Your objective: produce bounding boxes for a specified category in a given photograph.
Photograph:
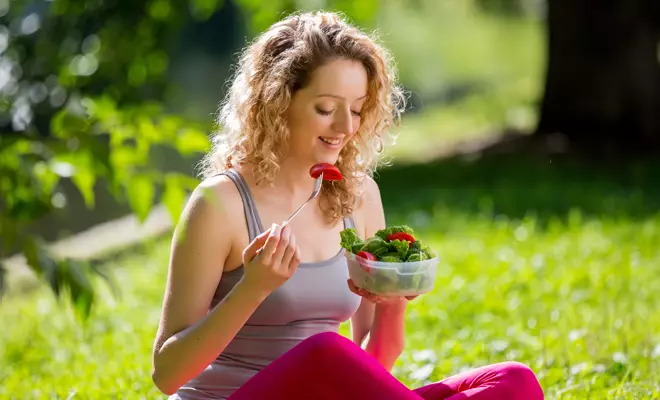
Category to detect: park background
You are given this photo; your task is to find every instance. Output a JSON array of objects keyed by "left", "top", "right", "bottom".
[{"left": 2, "top": 0, "right": 660, "bottom": 398}]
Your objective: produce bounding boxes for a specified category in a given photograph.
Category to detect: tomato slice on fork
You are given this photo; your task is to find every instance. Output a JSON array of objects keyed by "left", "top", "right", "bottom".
[{"left": 309, "top": 163, "right": 343, "bottom": 181}]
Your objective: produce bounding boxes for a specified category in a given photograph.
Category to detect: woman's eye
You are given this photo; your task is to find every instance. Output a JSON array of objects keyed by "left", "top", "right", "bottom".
[
  {"left": 351, "top": 110, "right": 362, "bottom": 117},
  {"left": 316, "top": 108, "right": 332, "bottom": 116}
]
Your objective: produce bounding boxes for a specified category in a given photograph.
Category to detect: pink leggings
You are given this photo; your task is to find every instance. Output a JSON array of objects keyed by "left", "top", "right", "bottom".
[{"left": 228, "top": 332, "right": 544, "bottom": 400}]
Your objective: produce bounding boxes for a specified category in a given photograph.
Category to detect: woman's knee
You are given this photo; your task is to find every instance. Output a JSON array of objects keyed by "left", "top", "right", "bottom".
[
  {"left": 497, "top": 361, "right": 544, "bottom": 400},
  {"left": 298, "top": 331, "right": 354, "bottom": 357}
]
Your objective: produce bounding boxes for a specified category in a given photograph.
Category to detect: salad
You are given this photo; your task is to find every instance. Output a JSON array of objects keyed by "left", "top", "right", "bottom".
[
  {"left": 339, "top": 225, "right": 437, "bottom": 296},
  {"left": 339, "top": 225, "right": 436, "bottom": 262}
]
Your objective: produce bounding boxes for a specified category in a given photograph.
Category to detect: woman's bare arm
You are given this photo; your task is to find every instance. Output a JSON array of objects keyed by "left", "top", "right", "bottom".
[
  {"left": 350, "top": 176, "right": 407, "bottom": 371},
  {"left": 151, "top": 177, "right": 272, "bottom": 395}
]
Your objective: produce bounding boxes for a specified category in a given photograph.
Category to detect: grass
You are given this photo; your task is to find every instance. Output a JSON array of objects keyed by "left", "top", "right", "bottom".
[
  {"left": 378, "top": 155, "right": 660, "bottom": 399},
  {"left": 2, "top": 153, "right": 660, "bottom": 399}
]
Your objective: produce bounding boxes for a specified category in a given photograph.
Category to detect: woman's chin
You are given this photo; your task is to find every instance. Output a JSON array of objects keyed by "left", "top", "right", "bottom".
[{"left": 313, "top": 155, "right": 339, "bottom": 165}]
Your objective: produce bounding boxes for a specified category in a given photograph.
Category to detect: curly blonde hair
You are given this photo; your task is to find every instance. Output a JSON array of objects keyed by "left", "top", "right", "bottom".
[{"left": 199, "top": 10, "right": 406, "bottom": 223}]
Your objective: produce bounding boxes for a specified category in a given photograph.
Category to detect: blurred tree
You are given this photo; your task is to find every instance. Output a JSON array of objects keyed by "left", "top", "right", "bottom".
[
  {"left": 535, "top": 0, "right": 660, "bottom": 156},
  {"left": 0, "top": 0, "right": 219, "bottom": 319}
]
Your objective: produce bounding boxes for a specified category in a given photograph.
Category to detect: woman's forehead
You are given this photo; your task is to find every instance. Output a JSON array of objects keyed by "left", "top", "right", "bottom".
[{"left": 304, "top": 59, "right": 368, "bottom": 101}]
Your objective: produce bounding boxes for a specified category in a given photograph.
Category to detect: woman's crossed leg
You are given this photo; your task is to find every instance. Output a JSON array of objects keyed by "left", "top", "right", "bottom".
[{"left": 228, "top": 332, "right": 544, "bottom": 400}]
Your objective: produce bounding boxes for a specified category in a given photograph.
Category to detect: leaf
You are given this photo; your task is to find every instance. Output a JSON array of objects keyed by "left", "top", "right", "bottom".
[
  {"left": 162, "top": 173, "right": 187, "bottom": 226},
  {"left": 90, "top": 263, "right": 120, "bottom": 300},
  {"left": 173, "top": 172, "right": 201, "bottom": 191},
  {"left": 61, "top": 259, "right": 95, "bottom": 321},
  {"left": 82, "top": 95, "right": 118, "bottom": 124},
  {"left": 137, "top": 116, "right": 160, "bottom": 142},
  {"left": 135, "top": 134, "right": 152, "bottom": 161},
  {"left": 126, "top": 173, "right": 155, "bottom": 222},
  {"left": 51, "top": 109, "right": 90, "bottom": 139},
  {"left": 23, "top": 237, "right": 60, "bottom": 295},
  {"left": 110, "top": 147, "right": 140, "bottom": 172},
  {"left": 52, "top": 153, "right": 97, "bottom": 208},
  {"left": 175, "top": 128, "right": 210, "bottom": 155},
  {"left": 33, "top": 161, "right": 60, "bottom": 195},
  {"left": 72, "top": 168, "right": 97, "bottom": 209},
  {"left": 0, "top": 215, "right": 19, "bottom": 253}
]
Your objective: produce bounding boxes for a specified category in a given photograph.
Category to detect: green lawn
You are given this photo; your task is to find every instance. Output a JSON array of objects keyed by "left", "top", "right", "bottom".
[{"left": 2, "top": 154, "right": 659, "bottom": 399}]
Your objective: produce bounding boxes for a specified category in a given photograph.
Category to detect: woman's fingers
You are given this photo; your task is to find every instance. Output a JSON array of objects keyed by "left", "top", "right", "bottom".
[
  {"left": 270, "top": 224, "right": 291, "bottom": 266},
  {"left": 259, "top": 224, "right": 282, "bottom": 264},
  {"left": 288, "top": 246, "right": 301, "bottom": 272},
  {"left": 281, "top": 231, "right": 297, "bottom": 269},
  {"left": 347, "top": 279, "right": 416, "bottom": 304}
]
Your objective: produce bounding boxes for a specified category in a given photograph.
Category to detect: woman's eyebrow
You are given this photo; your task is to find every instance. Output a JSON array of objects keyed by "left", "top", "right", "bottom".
[{"left": 316, "top": 94, "right": 368, "bottom": 100}]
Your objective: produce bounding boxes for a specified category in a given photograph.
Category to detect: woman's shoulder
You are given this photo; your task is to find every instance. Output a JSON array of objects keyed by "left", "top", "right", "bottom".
[
  {"left": 351, "top": 173, "right": 383, "bottom": 236},
  {"left": 177, "top": 172, "right": 245, "bottom": 235},
  {"left": 354, "top": 173, "right": 382, "bottom": 209}
]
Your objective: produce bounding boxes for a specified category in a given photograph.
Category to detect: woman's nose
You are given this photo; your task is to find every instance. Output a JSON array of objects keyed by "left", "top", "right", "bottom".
[{"left": 332, "top": 109, "right": 354, "bottom": 134}]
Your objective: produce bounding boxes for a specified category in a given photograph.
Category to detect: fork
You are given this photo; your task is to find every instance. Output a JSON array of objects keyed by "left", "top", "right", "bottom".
[
  {"left": 253, "top": 173, "right": 323, "bottom": 259},
  {"left": 282, "top": 172, "right": 323, "bottom": 227}
]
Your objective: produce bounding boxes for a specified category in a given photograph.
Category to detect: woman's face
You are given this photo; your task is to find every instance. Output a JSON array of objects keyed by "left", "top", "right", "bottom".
[{"left": 285, "top": 58, "right": 368, "bottom": 166}]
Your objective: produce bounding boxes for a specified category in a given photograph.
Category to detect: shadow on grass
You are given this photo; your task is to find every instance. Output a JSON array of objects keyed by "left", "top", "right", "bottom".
[{"left": 375, "top": 152, "right": 660, "bottom": 228}]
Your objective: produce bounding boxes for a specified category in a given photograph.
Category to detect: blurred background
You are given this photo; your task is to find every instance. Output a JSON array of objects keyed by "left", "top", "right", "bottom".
[{"left": 1, "top": 0, "right": 659, "bottom": 399}]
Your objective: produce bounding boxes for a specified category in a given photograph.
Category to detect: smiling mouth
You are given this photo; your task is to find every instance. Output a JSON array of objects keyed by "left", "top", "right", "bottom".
[{"left": 319, "top": 137, "right": 342, "bottom": 145}]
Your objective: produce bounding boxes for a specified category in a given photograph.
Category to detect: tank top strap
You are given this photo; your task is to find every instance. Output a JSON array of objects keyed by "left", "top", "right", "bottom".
[
  {"left": 213, "top": 169, "right": 264, "bottom": 242},
  {"left": 342, "top": 215, "right": 356, "bottom": 230},
  {"left": 342, "top": 191, "right": 360, "bottom": 231},
  {"left": 213, "top": 169, "right": 356, "bottom": 240}
]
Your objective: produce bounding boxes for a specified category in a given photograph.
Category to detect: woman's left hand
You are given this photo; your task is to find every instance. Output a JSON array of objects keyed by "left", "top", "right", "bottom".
[{"left": 347, "top": 279, "right": 418, "bottom": 304}]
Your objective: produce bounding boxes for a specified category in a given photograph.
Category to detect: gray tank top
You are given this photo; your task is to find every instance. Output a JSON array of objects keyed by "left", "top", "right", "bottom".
[{"left": 170, "top": 169, "right": 362, "bottom": 400}]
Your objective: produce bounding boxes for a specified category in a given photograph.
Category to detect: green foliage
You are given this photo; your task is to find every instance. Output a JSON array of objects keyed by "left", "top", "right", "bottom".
[
  {"left": 0, "top": 0, "right": 221, "bottom": 317},
  {"left": 0, "top": 95, "right": 207, "bottom": 316}
]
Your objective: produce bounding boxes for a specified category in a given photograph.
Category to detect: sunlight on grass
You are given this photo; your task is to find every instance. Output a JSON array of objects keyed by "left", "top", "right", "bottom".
[
  {"left": 0, "top": 241, "right": 168, "bottom": 399},
  {"left": 388, "top": 213, "right": 660, "bottom": 400}
]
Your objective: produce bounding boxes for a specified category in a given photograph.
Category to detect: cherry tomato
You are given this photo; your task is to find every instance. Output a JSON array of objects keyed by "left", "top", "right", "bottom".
[
  {"left": 356, "top": 250, "right": 377, "bottom": 273},
  {"left": 386, "top": 232, "right": 415, "bottom": 246},
  {"left": 357, "top": 250, "right": 377, "bottom": 261},
  {"left": 309, "top": 163, "right": 343, "bottom": 181}
]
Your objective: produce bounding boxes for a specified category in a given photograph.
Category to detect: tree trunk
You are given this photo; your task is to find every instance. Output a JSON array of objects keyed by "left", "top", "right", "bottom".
[{"left": 536, "top": 0, "right": 660, "bottom": 156}]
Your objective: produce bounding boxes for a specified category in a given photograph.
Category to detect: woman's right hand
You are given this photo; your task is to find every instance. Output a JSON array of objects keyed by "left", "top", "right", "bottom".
[{"left": 241, "top": 223, "right": 301, "bottom": 295}]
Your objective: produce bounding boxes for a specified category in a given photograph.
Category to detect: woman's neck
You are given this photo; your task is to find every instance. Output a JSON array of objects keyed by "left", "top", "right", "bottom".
[
  {"left": 240, "top": 157, "right": 319, "bottom": 200},
  {"left": 272, "top": 157, "right": 318, "bottom": 196}
]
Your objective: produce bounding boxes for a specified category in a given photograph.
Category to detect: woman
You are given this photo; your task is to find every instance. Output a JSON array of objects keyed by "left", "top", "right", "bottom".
[{"left": 152, "top": 10, "right": 544, "bottom": 400}]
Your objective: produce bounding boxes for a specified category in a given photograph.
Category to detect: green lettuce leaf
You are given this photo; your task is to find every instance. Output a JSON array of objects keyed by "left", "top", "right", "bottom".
[
  {"left": 341, "top": 225, "right": 435, "bottom": 263},
  {"left": 360, "top": 237, "right": 389, "bottom": 257},
  {"left": 380, "top": 255, "right": 403, "bottom": 262},
  {"left": 340, "top": 228, "right": 363, "bottom": 253},
  {"left": 351, "top": 243, "right": 365, "bottom": 254},
  {"left": 374, "top": 225, "right": 415, "bottom": 241},
  {"left": 388, "top": 239, "right": 411, "bottom": 259},
  {"left": 421, "top": 242, "right": 436, "bottom": 259}
]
